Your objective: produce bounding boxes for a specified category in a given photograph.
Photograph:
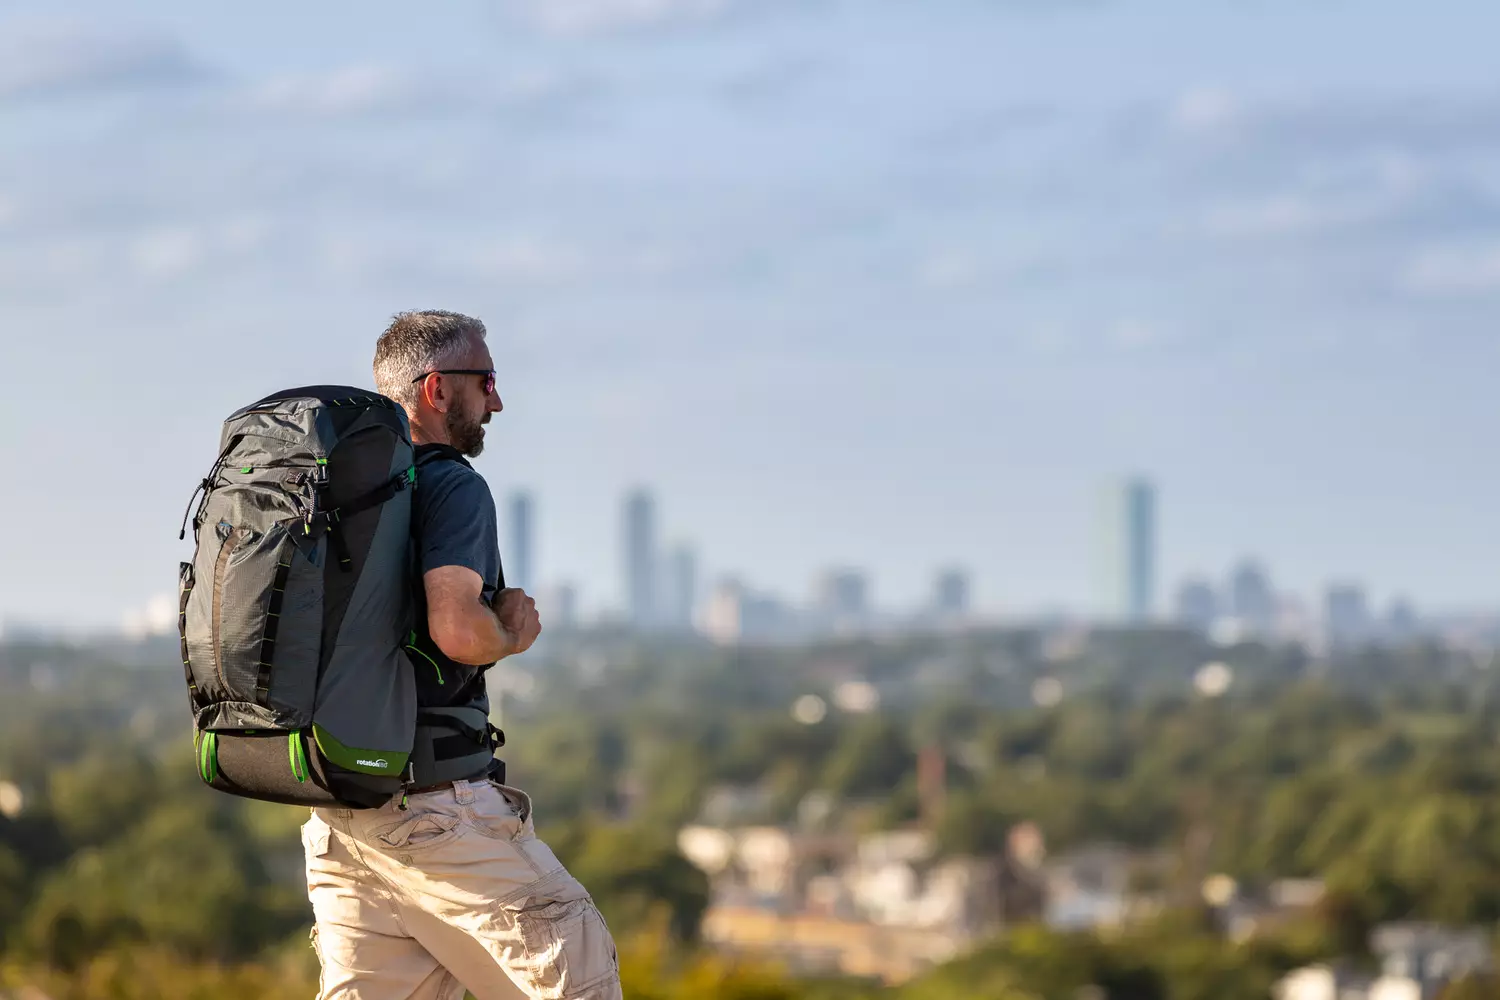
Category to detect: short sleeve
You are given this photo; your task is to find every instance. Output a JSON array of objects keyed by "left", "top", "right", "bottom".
[{"left": 415, "top": 466, "right": 502, "bottom": 601}]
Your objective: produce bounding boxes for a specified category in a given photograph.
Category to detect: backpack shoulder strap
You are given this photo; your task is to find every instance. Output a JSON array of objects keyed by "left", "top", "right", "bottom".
[{"left": 414, "top": 443, "right": 473, "bottom": 470}]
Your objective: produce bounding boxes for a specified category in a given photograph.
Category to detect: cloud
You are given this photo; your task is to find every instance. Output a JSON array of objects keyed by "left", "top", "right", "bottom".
[
  {"left": 240, "top": 66, "right": 439, "bottom": 118},
  {"left": 1171, "top": 86, "right": 1238, "bottom": 132},
  {"left": 718, "top": 53, "right": 827, "bottom": 106},
  {"left": 500, "top": 0, "right": 734, "bottom": 34},
  {"left": 452, "top": 238, "right": 588, "bottom": 285},
  {"left": 910, "top": 102, "right": 1059, "bottom": 153},
  {"left": 495, "top": 0, "right": 816, "bottom": 35},
  {"left": 918, "top": 251, "right": 984, "bottom": 290},
  {"left": 0, "top": 18, "right": 209, "bottom": 102},
  {"left": 128, "top": 226, "right": 202, "bottom": 278},
  {"left": 1159, "top": 86, "right": 1500, "bottom": 155},
  {"left": 1105, "top": 319, "right": 1172, "bottom": 351},
  {"left": 0, "top": 213, "right": 279, "bottom": 290},
  {"left": 233, "top": 65, "right": 593, "bottom": 122},
  {"left": 1200, "top": 194, "right": 1383, "bottom": 239},
  {"left": 1399, "top": 243, "right": 1500, "bottom": 296}
]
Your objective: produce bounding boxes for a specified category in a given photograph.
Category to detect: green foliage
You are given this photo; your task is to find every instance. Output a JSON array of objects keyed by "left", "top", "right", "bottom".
[
  {"left": 548, "top": 820, "right": 711, "bottom": 944},
  {"left": 4, "top": 629, "right": 1500, "bottom": 997}
]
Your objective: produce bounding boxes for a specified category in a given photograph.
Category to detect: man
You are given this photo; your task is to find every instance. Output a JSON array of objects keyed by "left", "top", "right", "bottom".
[{"left": 300, "top": 310, "right": 622, "bottom": 1000}]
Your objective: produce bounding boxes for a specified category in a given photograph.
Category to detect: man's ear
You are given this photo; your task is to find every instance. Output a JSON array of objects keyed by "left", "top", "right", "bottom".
[{"left": 424, "top": 375, "right": 450, "bottom": 414}]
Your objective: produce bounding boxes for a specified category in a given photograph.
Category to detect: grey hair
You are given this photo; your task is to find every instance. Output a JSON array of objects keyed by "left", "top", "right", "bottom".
[{"left": 373, "top": 310, "right": 488, "bottom": 411}]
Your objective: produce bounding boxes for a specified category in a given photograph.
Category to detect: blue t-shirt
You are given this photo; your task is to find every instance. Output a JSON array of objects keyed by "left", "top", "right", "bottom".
[{"left": 409, "top": 448, "right": 504, "bottom": 711}]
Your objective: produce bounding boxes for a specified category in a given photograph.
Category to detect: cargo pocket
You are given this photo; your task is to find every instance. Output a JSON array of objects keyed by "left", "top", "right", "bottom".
[
  {"left": 513, "top": 874, "right": 620, "bottom": 1000},
  {"left": 302, "top": 814, "right": 332, "bottom": 858},
  {"left": 373, "top": 810, "right": 462, "bottom": 854},
  {"left": 309, "top": 924, "right": 326, "bottom": 998}
]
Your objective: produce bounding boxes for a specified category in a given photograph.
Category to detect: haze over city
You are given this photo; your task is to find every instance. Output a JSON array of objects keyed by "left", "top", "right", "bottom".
[{"left": 5, "top": 0, "right": 1500, "bottom": 633}]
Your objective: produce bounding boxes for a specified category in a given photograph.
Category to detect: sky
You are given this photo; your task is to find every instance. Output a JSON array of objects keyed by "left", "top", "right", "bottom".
[{"left": 3, "top": 0, "right": 1500, "bottom": 633}]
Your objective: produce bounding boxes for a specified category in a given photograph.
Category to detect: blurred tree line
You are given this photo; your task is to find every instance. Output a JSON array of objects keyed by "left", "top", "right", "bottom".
[{"left": 4, "top": 628, "right": 1500, "bottom": 997}]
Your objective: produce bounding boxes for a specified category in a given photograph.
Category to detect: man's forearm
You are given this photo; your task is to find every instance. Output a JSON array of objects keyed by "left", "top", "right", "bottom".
[{"left": 431, "top": 601, "right": 514, "bottom": 666}]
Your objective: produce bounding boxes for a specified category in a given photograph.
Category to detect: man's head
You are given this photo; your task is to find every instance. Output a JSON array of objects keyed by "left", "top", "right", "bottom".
[{"left": 373, "top": 310, "right": 503, "bottom": 457}]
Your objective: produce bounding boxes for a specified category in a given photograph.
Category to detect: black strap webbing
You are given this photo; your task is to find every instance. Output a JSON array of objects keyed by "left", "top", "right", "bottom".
[
  {"left": 417, "top": 712, "right": 505, "bottom": 750},
  {"left": 432, "top": 735, "right": 480, "bottom": 761},
  {"left": 335, "top": 469, "right": 413, "bottom": 520},
  {"left": 254, "top": 552, "right": 294, "bottom": 706},
  {"left": 306, "top": 469, "right": 413, "bottom": 572},
  {"left": 418, "top": 711, "right": 482, "bottom": 746},
  {"left": 415, "top": 443, "right": 472, "bottom": 470}
]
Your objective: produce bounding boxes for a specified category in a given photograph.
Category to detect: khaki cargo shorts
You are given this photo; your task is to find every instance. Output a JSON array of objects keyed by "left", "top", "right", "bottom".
[{"left": 302, "top": 777, "right": 621, "bottom": 1000}]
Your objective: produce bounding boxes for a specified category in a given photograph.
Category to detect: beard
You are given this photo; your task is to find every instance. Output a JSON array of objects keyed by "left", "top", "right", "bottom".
[{"left": 447, "top": 405, "right": 490, "bottom": 458}]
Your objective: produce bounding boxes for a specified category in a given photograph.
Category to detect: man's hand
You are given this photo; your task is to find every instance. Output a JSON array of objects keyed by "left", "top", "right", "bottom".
[{"left": 491, "top": 588, "right": 541, "bottom": 657}]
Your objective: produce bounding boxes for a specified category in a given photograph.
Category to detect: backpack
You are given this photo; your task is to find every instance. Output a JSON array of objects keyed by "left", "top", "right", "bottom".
[{"left": 177, "top": 385, "right": 422, "bottom": 809}]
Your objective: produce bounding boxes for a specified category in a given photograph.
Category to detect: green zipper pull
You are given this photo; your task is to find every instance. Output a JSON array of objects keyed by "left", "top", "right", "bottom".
[{"left": 406, "top": 635, "right": 444, "bottom": 685}]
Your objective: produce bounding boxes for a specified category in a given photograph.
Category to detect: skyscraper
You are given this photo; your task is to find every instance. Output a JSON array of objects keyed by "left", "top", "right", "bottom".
[
  {"left": 622, "top": 489, "right": 657, "bottom": 629},
  {"left": 1324, "top": 583, "right": 1370, "bottom": 648},
  {"left": 1229, "top": 559, "right": 1275, "bottom": 635},
  {"left": 538, "top": 583, "right": 578, "bottom": 631},
  {"left": 816, "top": 569, "right": 869, "bottom": 621},
  {"left": 1386, "top": 597, "right": 1419, "bottom": 643},
  {"left": 1097, "top": 477, "right": 1156, "bottom": 623},
  {"left": 663, "top": 543, "right": 698, "bottom": 631},
  {"left": 506, "top": 490, "right": 534, "bottom": 595},
  {"left": 1174, "top": 577, "right": 1218, "bottom": 633},
  {"left": 934, "top": 568, "right": 971, "bottom": 618}
]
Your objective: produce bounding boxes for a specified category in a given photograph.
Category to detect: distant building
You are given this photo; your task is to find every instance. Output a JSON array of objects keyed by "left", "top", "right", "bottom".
[
  {"left": 1373, "top": 923, "right": 1493, "bottom": 990},
  {"left": 1228, "top": 559, "right": 1276, "bottom": 636},
  {"left": 622, "top": 489, "right": 658, "bottom": 629},
  {"left": 679, "top": 823, "right": 1045, "bottom": 984},
  {"left": 1174, "top": 578, "right": 1218, "bottom": 633},
  {"left": 1096, "top": 477, "right": 1156, "bottom": 623},
  {"left": 816, "top": 569, "right": 870, "bottom": 631},
  {"left": 505, "top": 490, "right": 534, "bottom": 594},
  {"left": 1274, "top": 964, "right": 1374, "bottom": 1000},
  {"left": 933, "top": 569, "right": 971, "bottom": 619},
  {"left": 702, "top": 578, "right": 798, "bottom": 645},
  {"left": 662, "top": 543, "right": 699, "bottom": 632},
  {"left": 1044, "top": 844, "right": 1136, "bottom": 931},
  {"left": 818, "top": 569, "right": 869, "bottom": 617},
  {"left": 1386, "top": 598, "right": 1420, "bottom": 643},
  {"left": 538, "top": 583, "right": 578, "bottom": 631},
  {"left": 1324, "top": 583, "right": 1371, "bottom": 648},
  {"left": 1275, "top": 923, "right": 1493, "bottom": 1000}
]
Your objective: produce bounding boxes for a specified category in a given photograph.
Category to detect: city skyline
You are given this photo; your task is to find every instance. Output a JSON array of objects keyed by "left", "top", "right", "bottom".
[
  {"left": 20, "top": 464, "right": 1459, "bottom": 641},
  {"left": 470, "top": 478, "right": 1439, "bottom": 643}
]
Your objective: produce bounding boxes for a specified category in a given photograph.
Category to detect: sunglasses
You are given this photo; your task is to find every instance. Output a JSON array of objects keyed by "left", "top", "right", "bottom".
[{"left": 412, "top": 369, "right": 496, "bottom": 396}]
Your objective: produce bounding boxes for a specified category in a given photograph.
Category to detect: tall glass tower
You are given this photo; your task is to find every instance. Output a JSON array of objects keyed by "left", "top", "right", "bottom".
[
  {"left": 506, "top": 490, "right": 533, "bottom": 595},
  {"left": 1097, "top": 477, "right": 1156, "bottom": 623},
  {"left": 623, "top": 489, "right": 657, "bottom": 629}
]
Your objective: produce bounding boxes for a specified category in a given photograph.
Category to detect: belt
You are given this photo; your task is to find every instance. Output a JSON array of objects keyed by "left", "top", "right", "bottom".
[{"left": 405, "top": 761, "right": 499, "bottom": 797}]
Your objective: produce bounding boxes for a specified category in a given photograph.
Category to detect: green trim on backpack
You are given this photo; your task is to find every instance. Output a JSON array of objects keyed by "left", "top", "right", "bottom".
[
  {"left": 312, "top": 724, "right": 408, "bottom": 777},
  {"left": 288, "top": 731, "right": 309, "bottom": 782},
  {"left": 197, "top": 731, "right": 219, "bottom": 784}
]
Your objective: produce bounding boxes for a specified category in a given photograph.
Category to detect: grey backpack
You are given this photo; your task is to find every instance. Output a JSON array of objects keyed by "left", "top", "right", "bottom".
[{"left": 177, "top": 386, "right": 422, "bottom": 809}]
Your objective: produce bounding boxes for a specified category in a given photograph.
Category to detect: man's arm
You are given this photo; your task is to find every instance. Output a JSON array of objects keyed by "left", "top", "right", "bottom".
[{"left": 425, "top": 565, "right": 540, "bottom": 665}]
